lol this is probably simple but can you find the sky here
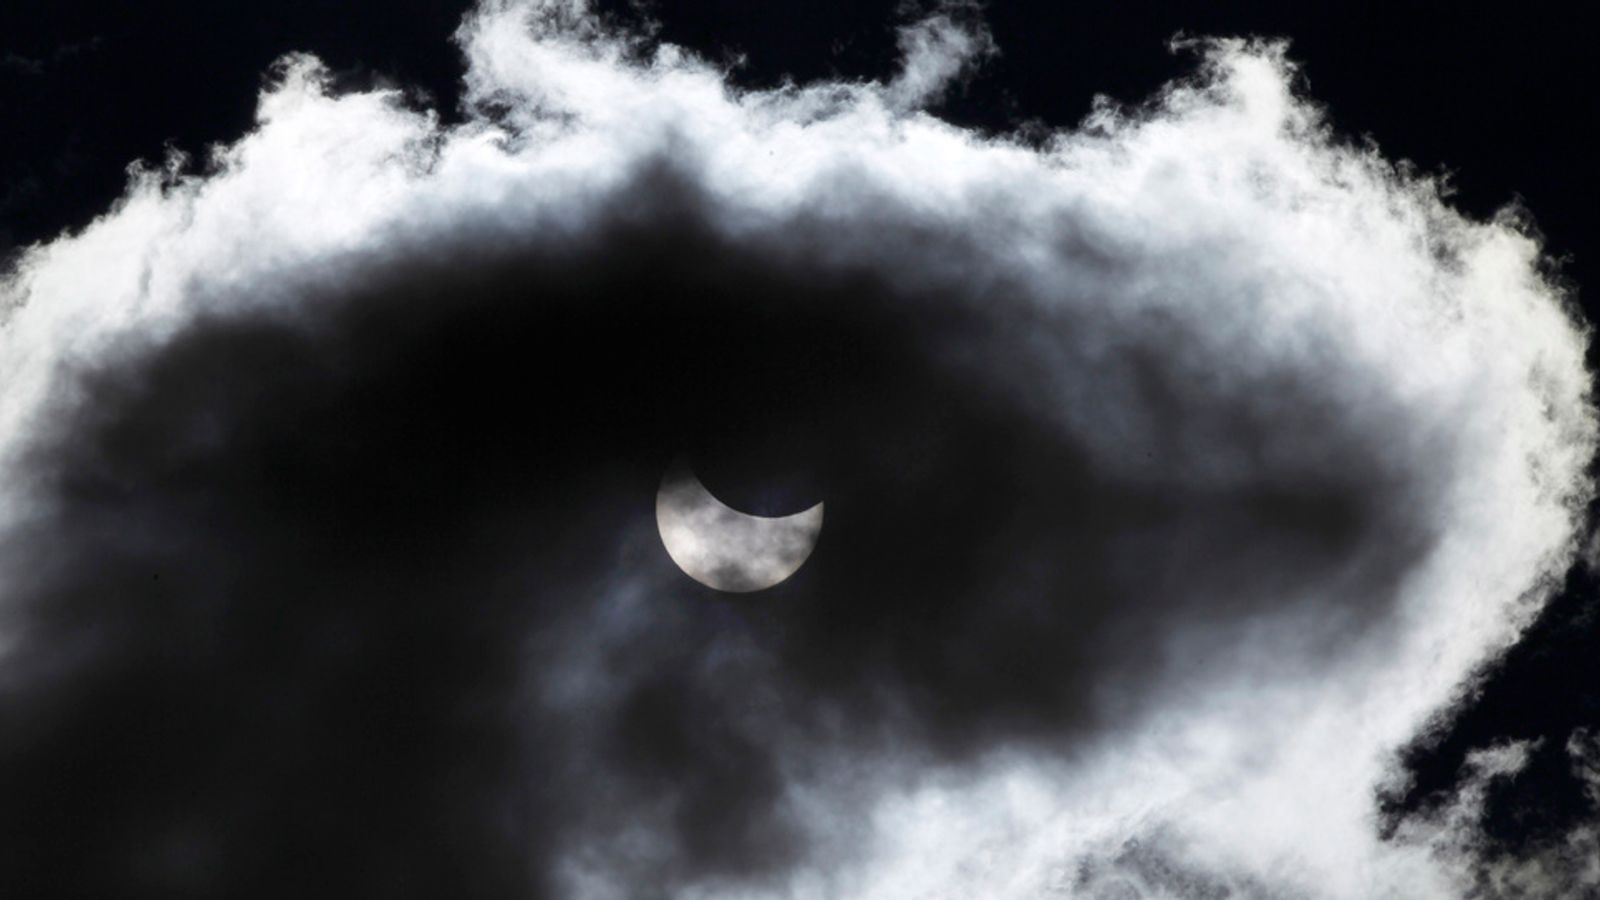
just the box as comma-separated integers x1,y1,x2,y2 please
1,2,1597,898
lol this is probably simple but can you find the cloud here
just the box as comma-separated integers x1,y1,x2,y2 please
0,2,1592,898
1392,734,1600,898
884,1,996,110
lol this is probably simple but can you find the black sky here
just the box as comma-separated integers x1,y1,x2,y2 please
3,3,1594,276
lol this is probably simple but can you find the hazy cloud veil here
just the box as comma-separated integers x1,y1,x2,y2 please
0,1,1594,898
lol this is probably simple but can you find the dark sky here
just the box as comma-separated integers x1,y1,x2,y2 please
3,3,1594,270
2,2,1597,896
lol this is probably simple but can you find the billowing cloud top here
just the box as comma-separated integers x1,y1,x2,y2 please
0,2,1594,898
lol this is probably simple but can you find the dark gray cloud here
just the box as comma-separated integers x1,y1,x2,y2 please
0,3,1592,897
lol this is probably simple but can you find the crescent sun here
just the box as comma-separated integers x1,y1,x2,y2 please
655,458,824,592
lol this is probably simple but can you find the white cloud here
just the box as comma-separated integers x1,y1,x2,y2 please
0,2,1592,898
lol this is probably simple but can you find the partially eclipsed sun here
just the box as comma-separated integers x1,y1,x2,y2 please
655,458,823,592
